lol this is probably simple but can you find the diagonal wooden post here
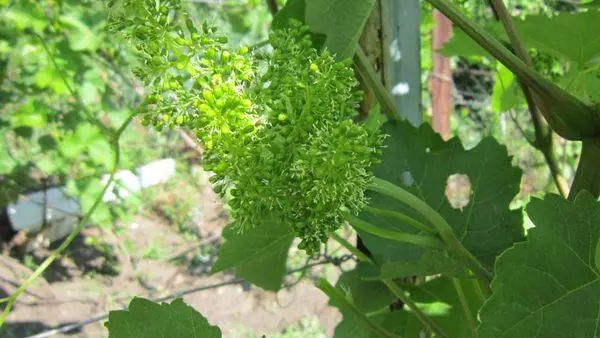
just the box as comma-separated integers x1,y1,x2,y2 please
430,9,453,139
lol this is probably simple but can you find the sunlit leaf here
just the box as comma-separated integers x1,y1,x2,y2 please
211,219,294,291
479,192,600,338
105,297,221,338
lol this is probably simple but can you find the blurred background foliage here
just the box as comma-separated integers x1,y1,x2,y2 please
0,0,274,226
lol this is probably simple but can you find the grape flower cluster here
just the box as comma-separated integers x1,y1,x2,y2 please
108,0,382,253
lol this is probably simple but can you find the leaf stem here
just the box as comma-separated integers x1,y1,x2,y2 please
363,205,437,234
0,114,135,328
368,177,492,291
354,47,400,120
451,278,476,338
345,214,445,249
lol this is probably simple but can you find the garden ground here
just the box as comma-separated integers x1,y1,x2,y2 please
1,168,343,338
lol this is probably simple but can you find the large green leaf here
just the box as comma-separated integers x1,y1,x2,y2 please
478,192,600,338
358,120,524,279
304,0,374,59
494,11,600,67
105,297,221,338
443,11,600,67
273,0,374,58
211,219,294,291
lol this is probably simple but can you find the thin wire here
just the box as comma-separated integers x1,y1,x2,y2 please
23,260,332,338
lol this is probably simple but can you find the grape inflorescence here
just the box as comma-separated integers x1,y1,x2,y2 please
108,0,382,253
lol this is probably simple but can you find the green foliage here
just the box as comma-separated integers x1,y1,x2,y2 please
273,0,375,59
0,0,151,221
495,11,600,67
105,297,222,338
478,192,600,337
334,268,395,313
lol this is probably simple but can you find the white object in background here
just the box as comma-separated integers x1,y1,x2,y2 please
136,158,176,188
7,187,80,232
101,169,141,202
7,158,177,241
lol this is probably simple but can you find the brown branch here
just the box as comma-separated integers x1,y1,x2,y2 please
265,0,279,15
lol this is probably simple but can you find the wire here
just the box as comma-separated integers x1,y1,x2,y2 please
22,259,332,338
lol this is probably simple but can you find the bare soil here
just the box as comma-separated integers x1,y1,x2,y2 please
0,176,341,338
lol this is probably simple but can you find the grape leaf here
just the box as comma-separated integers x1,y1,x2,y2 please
273,0,374,58
493,11,600,66
442,11,600,67
211,219,294,291
304,0,374,58
105,297,221,338
376,251,466,279
358,120,524,279
478,192,600,338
